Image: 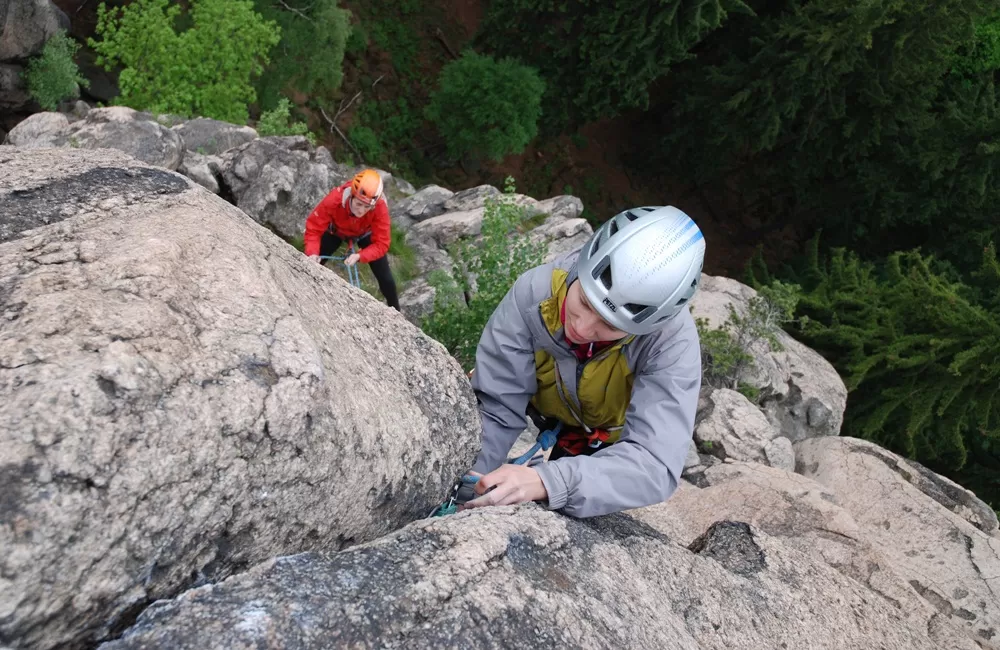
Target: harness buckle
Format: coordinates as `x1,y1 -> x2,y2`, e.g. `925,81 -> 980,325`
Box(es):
587,429 -> 611,448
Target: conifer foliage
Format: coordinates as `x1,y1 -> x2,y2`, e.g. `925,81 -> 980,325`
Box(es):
657,0 -> 1000,268
769,240 -> 1000,506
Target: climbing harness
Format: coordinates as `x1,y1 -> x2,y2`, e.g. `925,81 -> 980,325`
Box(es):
318,241 -> 361,288
428,422 -> 564,517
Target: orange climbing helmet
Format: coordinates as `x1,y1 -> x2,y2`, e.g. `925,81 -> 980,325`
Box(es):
351,169 -> 383,207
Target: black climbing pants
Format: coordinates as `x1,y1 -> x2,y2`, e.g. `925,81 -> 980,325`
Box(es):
319,230 -> 400,311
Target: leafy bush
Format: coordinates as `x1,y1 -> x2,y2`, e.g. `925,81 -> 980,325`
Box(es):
348,125 -> 383,163
256,97 -> 314,144
90,0 -> 280,123
355,97 -> 421,166
24,31 -> 89,111
747,235 -> 1000,510
421,177 -> 546,370
425,51 -> 545,162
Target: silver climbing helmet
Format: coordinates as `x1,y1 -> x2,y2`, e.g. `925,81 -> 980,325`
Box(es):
576,205 -> 705,335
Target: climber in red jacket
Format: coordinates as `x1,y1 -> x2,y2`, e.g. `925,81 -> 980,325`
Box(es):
304,169 -> 400,311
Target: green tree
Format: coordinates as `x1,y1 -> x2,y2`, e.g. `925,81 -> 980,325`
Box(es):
24,31 -> 89,111
477,0 -> 749,129
90,0 -> 280,123
421,177 -> 547,370
783,239 -> 1000,506
952,12 -> 1000,76
654,0 -> 1000,269
252,0 -> 350,110
425,51 -> 545,162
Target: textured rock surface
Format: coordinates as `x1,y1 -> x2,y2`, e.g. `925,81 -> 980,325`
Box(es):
0,0 -> 68,61
171,118 -> 258,156
796,437 -> 1000,646
101,506 -> 969,650
0,149 -> 481,650
390,184 -> 454,223
649,462 -> 980,649
5,107 -> 184,170
694,388 -> 779,464
217,136 -> 350,238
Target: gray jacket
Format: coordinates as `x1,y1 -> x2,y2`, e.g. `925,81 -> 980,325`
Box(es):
470,251 -> 702,517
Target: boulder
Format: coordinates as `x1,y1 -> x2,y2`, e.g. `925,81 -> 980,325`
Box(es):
0,148 -> 480,650
0,0 -> 69,61
391,184 -> 454,223
171,118 -> 258,156
3,110 -> 67,147
177,150 -> 221,194
0,62 -> 30,112
694,388 -> 780,465
442,184 -> 500,212
217,136 -> 350,238
5,107 -> 184,170
690,275 -> 848,442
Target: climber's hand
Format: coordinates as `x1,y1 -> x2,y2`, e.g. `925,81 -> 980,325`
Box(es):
345,253 -> 361,266
459,465 -> 547,510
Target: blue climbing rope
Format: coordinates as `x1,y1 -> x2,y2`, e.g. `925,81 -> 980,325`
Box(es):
509,421 -> 563,466
429,422 -> 564,517
318,241 -> 361,288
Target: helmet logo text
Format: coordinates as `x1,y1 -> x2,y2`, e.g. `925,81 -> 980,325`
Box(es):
602,297 -> 618,312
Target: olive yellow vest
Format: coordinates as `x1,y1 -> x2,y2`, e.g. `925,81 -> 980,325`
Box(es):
530,269 -> 635,443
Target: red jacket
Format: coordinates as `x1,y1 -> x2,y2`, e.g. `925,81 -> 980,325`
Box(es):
303,181 -> 391,263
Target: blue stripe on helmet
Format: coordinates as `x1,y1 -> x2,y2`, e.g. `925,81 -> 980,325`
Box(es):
674,229 -> 704,256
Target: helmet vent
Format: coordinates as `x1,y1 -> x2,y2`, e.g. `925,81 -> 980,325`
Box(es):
609,219 -> 620,237
591,256 -> 612,289
599,265 -> 613,290
628,304 -> 657,324
625,210 -> 641,222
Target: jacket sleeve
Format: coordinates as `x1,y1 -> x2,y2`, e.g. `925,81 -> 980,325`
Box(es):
359,199 -> 391,263
534,316 -> 702,518
304,192 -> 337,257
469,275 -> 539,474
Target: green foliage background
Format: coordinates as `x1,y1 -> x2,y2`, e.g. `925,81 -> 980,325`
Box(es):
425,51 -> 545,162
252,0 -> 351,111
90,0 -> 280,123
421,178 -> 547,370
477,0 -> 751,129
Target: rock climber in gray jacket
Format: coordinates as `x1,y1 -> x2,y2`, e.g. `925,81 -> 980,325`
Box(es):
459,205 -> 706,518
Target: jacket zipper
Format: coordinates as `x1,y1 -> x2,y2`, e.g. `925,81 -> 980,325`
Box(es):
555,343 -> 625,432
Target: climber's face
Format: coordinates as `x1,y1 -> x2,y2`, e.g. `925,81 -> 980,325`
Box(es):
350,195 -> 375,217
563,280 -> 628,344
